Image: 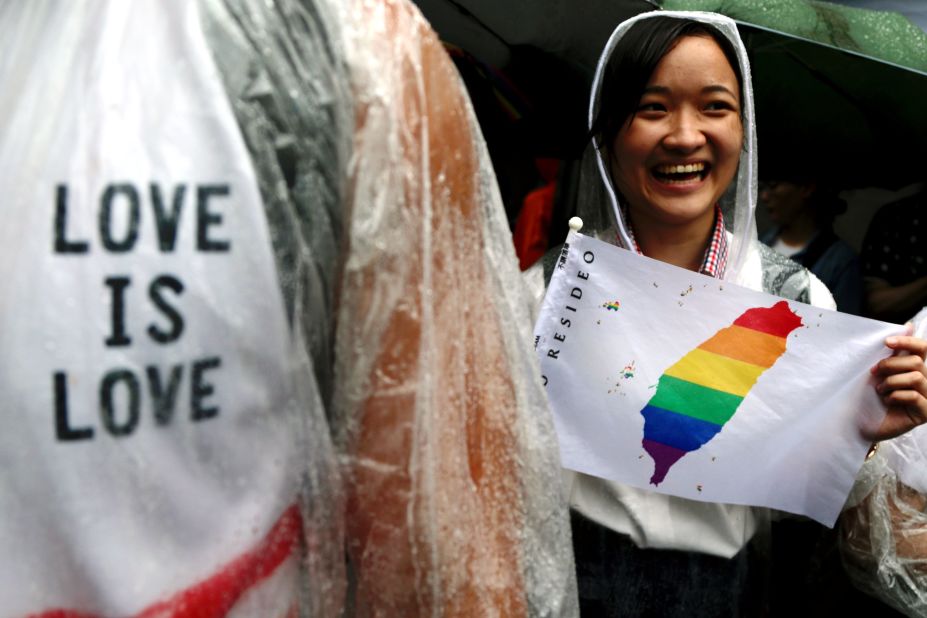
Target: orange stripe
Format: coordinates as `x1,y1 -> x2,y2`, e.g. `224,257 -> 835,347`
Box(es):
698,325 -> 786,367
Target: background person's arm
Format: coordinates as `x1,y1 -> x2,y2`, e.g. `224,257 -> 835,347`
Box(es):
865,275 -> 927,323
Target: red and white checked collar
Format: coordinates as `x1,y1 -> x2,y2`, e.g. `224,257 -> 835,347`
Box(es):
624,204 -> 729,278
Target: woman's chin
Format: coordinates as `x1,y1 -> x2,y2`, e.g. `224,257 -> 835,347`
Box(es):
631,198 -> 717,230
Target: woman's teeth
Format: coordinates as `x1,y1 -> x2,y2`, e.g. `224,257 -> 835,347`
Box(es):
656,163 -> 705,174
653,162 -> 707,183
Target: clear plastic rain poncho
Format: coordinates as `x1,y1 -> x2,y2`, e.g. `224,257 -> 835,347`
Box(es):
842,440 -> 927,617
0,0 -> 576,615
333,0 -> 576,615
840,313 -> 927,617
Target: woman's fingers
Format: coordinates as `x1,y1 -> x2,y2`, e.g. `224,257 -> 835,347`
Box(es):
868,328 -> 927,441
876,370 -> 927,395
884,334 -> 927,357
872,354 -> 927,377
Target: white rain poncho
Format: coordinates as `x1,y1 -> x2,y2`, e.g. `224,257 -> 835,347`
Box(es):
0,0 -> 576,615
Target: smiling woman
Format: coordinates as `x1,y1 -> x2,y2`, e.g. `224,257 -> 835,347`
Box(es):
524,10 -> 927,617
523,11 -> 823,617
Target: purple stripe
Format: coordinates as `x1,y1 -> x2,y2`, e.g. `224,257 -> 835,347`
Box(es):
642,439 -> 688,486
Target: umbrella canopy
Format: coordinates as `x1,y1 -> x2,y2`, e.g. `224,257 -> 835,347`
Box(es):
662,0 -> 927,189
827,1 -> 927,38
661,0 -> 927,69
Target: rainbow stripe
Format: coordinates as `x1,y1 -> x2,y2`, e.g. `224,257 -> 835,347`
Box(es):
603,300 -> 621,311
641,301 -> 802,485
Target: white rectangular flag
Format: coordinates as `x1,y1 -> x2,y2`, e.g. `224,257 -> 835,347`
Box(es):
535,232 -> 901,525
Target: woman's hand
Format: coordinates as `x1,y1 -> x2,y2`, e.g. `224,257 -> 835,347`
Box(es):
870,324 -> 927,441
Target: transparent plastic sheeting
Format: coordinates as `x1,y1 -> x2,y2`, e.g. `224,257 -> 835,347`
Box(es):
840,311 -> 927,617
333,0 -> 577,615
841,449 -> 927,617
0,0 -> 576,616
0,0 -> 346,616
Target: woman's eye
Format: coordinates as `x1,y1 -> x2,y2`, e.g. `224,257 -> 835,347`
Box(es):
705,101 -> 735,112
637,102 -> 665,112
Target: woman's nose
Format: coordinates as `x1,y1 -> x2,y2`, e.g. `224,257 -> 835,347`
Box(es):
662,112 -> 707,152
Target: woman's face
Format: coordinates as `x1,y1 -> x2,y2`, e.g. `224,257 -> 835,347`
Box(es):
611,35 -> 743,231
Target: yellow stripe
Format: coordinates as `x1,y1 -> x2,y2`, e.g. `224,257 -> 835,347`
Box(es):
664,348 -> 766,397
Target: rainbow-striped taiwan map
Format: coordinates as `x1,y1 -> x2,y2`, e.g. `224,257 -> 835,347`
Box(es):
640,301 -> 802,485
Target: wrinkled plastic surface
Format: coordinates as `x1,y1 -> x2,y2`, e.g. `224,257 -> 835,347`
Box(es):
839,311 -> 927,617
199,0 -> 354,614
1,0 -> 575,615
841,451 -> 927,617
1,0 -> 576,615
0,0 -> 345,615
332,1 -> 578,615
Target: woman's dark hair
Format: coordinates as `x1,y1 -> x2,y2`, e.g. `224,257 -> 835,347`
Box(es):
589,16 -> 745,152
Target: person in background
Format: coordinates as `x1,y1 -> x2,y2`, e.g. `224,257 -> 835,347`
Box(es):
760,178 -> 863,314
514,158 -> 561,270
860,187 -> 927,322
0,0 -> 576,615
